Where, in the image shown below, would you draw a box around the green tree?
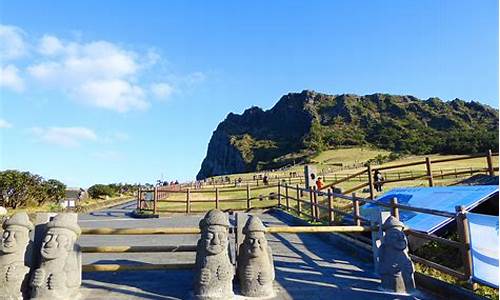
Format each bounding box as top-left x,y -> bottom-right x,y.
88,184 -> 115,199
304,120 -> 325,152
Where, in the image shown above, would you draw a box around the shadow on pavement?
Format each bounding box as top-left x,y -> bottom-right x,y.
82,260 -> 192,300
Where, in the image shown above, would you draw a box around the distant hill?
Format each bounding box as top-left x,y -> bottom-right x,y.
197,90 -> 499,180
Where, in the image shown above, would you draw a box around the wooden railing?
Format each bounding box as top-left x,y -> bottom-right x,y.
322,150 -> 498,199
138,183 -> 280,214
278,183 -> 479,283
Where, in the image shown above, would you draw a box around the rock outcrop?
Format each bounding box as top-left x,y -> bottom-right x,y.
197,90 -> 499,179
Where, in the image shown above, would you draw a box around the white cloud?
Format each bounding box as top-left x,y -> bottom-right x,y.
0,119 -> 12,128
0,25 -> 27,60
38,35 -> 64,56
28,39 -> 145,112
76,79 -> 148,112
151,82 -> 174,99
30,126 -> 97,147
0,24 -> 207,112
0,64 -> 25,92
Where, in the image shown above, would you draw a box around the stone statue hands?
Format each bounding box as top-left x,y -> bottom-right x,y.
243,264 -> 254,280
48,273 -> 65,290
31,268 -> 46,287
216,265 -> 231,281
6,265 -> 23,282
199,267 -> 211,285
257,270 -> 272,286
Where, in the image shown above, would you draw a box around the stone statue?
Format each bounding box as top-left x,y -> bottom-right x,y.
379,216 -> 416,294
193,209 -> 234,300
0,212 -> 34,300
237,215 -> 275,297
30,213 -> 82,300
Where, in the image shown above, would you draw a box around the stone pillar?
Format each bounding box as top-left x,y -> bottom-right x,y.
0,212 -> 34,300
378,216 -> 416,294
304,165 -> 317,190
193,209 -> 234,300
237,215 -> 275,298
30,213 -> 81,300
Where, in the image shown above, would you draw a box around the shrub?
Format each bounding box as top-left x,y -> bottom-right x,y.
88,184 -> 115,199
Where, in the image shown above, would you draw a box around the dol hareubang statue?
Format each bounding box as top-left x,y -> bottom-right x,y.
30,213 -> 82,300
193,209 -> 234,300
237,215 -> 275,297
0,212 -> 34,300
379,216 -> 416,294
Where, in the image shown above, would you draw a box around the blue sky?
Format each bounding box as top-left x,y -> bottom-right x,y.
0,1 -> 498,187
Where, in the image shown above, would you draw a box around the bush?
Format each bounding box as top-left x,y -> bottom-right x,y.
0,170 -> 66,209
88,184 -> 115,199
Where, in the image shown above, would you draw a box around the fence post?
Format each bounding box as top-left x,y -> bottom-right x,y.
246,184 -> 251,209
486,149 -> 495,176
215,188 -> 219,209
425,157 -> 434,187
309,188 -> 314,220
367,165 -> 374,200
296,184 -> 301,216
277,182 -> 281,208
186,188 -> 191,214
313,187 -> 319,221
328,189 -> 334,225
390,197 -> 399,220
455,205 -> 474,287
284,183 -> 289,210
153,187 -> 158,215
137,188 -> 141,210
352,192 -> 361,226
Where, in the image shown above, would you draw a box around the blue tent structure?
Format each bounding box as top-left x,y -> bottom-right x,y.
358,185 -> 499,234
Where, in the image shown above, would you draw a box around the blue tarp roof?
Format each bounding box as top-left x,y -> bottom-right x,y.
359,185 -> 499,233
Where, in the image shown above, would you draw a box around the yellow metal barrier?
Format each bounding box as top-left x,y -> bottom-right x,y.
81,227 -> 201,235
265,225 -> 372,233
81,245 -> 197,253
81,225 -> 372,236
82,263 -> 195,272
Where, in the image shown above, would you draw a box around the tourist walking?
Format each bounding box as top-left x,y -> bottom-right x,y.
374,170 -> 384,192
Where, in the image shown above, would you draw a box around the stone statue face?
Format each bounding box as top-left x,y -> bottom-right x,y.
244,231 -> 267,258
203,225 -> 227,255
385,229 -> 407,251
0,225 -> 29,254
41,228 -> 75,260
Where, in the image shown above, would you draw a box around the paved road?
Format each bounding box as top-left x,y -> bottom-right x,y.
78,201 -> 438,300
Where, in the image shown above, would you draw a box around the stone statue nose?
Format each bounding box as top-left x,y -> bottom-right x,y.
211,234 -> 220,245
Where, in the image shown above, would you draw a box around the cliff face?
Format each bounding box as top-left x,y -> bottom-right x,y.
197,90 -> 499,180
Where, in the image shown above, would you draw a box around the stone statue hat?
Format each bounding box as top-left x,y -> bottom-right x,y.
382,216 -> 405,231
47,213 -> 81,236
3,212 -> 34,231
243,215 -> 266,234
199,209 -> 229,228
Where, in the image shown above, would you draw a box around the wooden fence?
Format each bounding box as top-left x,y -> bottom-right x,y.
138,183 -> 280,214
133,179 -> 489,286
322,150 -> 498,199
277,184 -> 480,284
132,150 -> 497,287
